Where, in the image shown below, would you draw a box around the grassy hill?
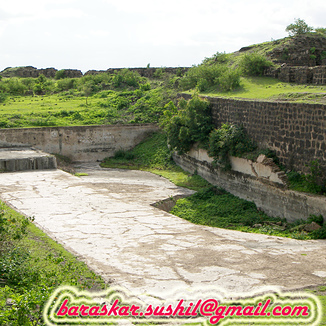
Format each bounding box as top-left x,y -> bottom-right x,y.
0,34 -> 325,129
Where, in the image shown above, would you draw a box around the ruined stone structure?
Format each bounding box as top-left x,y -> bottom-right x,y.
0,66 -> 83,79
266,35 -> 326,66
0,66 -> 58,78
265,65 -> 326,84
85,67 -> 189,78
262,35 -> 326,84
0,66 -> 189,79
181,94 -> 326,176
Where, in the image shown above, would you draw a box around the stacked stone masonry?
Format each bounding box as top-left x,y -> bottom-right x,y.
181,94 -> 326,175
265,65 -> 326,85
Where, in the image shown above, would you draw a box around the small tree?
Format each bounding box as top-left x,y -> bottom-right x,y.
286,18 -> 313,36
239,53 -> 273,76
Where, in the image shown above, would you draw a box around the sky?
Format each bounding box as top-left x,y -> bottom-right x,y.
0,0 -> 325,73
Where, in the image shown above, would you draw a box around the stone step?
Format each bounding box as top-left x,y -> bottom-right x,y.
0,148 -> 57,172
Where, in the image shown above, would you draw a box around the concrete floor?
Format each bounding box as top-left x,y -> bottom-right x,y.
0,163 -> 326,304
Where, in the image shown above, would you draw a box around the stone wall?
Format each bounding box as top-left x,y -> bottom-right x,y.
0,66 -> 82,79
180,94 -> 326,175
0,124 -> 159,162
0,66 -> 189,79
85,67 -> 189,78
265,65 -> 326,84
173,152 -> 326,222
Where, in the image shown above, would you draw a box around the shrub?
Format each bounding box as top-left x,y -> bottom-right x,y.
33,83 -> 44,95
311,225 -> 326,239
307,214 -> 324,226
180,64 -> 227,90
218,69 -> 241,91
153,68 -> 165,79
239,53 -> 273,76
0,92 -> 7,103
56,78 -> 77,92
202,52 -> 230,65
209,124 -> 256,169
112,69 -> 141,88
161,95 -> 213,154
55,69 -> 67,79
197,78 -> 210,92
4,78 -> 27,95
140,82 -> 151,91
180,63 -> 241,92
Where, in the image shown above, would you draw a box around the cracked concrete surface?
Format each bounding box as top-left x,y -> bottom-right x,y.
0,163 -> 326,302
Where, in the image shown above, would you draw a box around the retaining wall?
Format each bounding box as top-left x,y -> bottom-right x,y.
0,124 -> 159,162
265,65 -> 326,84
181,94 -> 326,175
173,152 -> 326,222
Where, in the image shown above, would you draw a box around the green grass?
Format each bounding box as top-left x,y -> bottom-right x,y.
0,202 -> 106,325
195,76 -> 326,103
0,78 -> 177,128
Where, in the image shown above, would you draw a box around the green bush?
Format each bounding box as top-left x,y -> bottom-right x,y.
218,69 -> 241,91
197,78 -> 210,92
202,52 -> 230,65
0,92 -> 7,103
209,124 -> 256,169
56,78 -> 77,92
55,69 -> 67,79
239,53 -> 273,76
3,78 -> 27,95
311,225 -> 326,239
307,214 -> 324,226
33,83 -> 44,95
180,64 -> 227,90
287,160 -> 325,195
153,68 -> 165,79
161,94 -> 213,154
112,69 -> 141,88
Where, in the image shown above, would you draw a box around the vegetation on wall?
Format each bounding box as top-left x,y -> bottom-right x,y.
287,160 -> 326,195
160,94 -> 213,154
160,95 -> 257,169
208,124 -> 256,169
